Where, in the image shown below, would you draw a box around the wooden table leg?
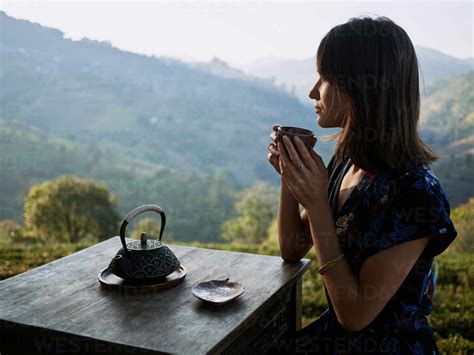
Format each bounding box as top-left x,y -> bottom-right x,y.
261,277 -> 303,354
288,277 -> 303,333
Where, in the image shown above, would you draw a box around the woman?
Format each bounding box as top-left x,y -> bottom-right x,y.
266,16 -> 458,354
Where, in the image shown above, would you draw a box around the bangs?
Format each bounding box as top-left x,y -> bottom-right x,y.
316,26 -> 352,90
316,33 -> 331,80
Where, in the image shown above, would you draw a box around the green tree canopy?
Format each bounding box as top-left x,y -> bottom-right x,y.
24,176 -> 120,243
220,181 -> 279,244
130,217 -> 174,242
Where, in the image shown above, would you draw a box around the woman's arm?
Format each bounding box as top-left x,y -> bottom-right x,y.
277,178 -> 313,261
274,128 -> 439,331
306,200 -> 429,332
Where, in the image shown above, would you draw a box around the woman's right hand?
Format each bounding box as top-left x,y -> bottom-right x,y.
267,124 -> 317,175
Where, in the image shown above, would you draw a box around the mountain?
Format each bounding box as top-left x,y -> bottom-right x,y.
187,57 -> 276,88
416,47 -> 474,88
431,152 -> 474,208
420,72 -> 474,208
0,10 -> 472,229
0,11 -> 337,190
240,57 -> 316,104
241,47 -> 474,104
420,71 -> 474,145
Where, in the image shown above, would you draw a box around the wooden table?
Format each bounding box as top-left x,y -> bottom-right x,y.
0,237 -> 311,354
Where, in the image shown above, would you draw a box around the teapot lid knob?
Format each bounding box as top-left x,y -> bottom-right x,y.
140,232 -> 148,246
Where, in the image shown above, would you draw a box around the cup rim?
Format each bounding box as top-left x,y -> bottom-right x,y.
278,126 -> 314,136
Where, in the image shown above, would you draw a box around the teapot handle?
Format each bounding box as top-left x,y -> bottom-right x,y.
119,204 -> 166,251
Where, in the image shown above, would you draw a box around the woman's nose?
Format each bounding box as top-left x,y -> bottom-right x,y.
309,85 -> 319,100
309,78 -> 322,100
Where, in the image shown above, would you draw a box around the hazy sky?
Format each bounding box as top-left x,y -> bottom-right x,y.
1,1 -> 472,67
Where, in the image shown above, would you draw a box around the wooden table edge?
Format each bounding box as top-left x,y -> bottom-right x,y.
208,257 -> 312,354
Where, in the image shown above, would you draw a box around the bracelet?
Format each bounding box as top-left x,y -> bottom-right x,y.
317,253 -> 345,275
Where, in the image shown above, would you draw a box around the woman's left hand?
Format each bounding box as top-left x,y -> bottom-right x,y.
277,135 -> 329,211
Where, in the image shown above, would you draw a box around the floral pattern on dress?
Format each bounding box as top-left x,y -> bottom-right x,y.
336,212 -> 354,235
293,155 -> 458,354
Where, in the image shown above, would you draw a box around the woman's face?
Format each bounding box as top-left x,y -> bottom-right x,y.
308,76 -> 347,128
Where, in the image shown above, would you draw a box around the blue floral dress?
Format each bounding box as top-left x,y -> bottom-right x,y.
290,154 -> 458,354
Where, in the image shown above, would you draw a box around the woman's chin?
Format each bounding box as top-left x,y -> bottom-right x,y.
317,116 -> 338,129
316,115 -> 329,128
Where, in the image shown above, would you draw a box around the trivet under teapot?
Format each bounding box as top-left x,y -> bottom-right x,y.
98,264 -> 186,292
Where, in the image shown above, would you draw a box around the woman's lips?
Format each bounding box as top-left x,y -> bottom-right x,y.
315,106 -> 322,113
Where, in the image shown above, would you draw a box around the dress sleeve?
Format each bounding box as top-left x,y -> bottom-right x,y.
363,172 -> 458,259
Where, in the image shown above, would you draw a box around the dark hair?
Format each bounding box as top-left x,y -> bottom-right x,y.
317,15 -> 438,173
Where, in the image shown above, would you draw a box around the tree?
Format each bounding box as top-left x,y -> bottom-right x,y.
450,197 -> 474,253
130,217 -> 174,242
24,176 -> 120,243
0,220 -> 22,243
220,181 -> 279,244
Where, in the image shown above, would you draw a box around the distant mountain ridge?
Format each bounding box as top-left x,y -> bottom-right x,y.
187,57 -> 276,88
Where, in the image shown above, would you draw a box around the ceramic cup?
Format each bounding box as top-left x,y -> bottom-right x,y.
276,126 -> 315,150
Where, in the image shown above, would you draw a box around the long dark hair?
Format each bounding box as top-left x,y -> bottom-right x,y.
317,15 -> 439,173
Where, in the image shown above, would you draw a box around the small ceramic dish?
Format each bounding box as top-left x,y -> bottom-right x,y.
191,278 -> 244,305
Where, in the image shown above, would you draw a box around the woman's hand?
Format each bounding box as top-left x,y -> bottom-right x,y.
267,124 -> 316,175
277,135 -> 329,210
267,124 -> 283,174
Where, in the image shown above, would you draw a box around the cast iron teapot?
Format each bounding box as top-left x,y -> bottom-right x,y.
107,204 -> 180,283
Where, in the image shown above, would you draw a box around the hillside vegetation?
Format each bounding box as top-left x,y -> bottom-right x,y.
0,11 -> 324,190
0,120 -> 238,242
1,11 -> 473,226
